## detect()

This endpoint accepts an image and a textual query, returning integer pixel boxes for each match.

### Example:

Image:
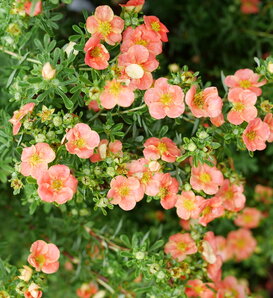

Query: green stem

[0,46,41,64]
[243,30,273,39]
[101,104,146,117]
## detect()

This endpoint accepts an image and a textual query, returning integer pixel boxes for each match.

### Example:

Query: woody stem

[0,46,41,64]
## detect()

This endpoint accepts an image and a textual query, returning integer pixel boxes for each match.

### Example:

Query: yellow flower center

[183,199,195,211]
[141,172,151,184]
[246,131,256,141]
[236,239,246,249]
[74,138,86,149]
[158,142,167,154]
[151,21,160,32]
[158,187,167,198]
[91,46,102,58]
[233,102,244,112]
[98,21,112,37]
[52,179,63,191]
[225,190,234,200]
[15,111,23,120]
[35,255,46,267]
[202,206,212,216]
[177,242,187,252]
[119,186,130,196]
[136,39,148,46]
[243,214,253,223]
[30,153,41,166]
[160,93,172,105]
[193,92,204,108]
[239,80,251,89]
[194,286,204,294]
[200,173,211,183]
[109,82,122,96]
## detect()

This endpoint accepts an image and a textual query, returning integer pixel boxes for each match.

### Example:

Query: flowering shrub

[1,0,273,297]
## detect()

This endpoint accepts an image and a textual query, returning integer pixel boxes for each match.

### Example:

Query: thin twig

[101,104,147,117]
[0,46,41,64]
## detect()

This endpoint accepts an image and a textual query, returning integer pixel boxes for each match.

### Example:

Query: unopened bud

[42,62,56,80]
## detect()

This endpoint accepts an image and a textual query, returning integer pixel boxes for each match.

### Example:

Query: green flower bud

[35,134,46,143]
[53,116,62,126]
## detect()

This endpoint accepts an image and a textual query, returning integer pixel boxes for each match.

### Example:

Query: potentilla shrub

[1,0,273,297]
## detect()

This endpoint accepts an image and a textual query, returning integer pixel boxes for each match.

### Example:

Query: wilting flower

[240,0,260,14]
[126,158,161,196]
[24,283,42,298]
[199,196,225,226]
[86,5,124,45]
[118,45,159,90]
[37,165,78,204]
[120,0,145,12]
[84,35,110,70]
[156,173,179,209]
[217,276,247,298]
[9,102,35,135]
[28,240,60,274]
[242,118,270,151]
[190,163,224,195]
[264,113,273,142]
[144,16,169,42]
[18,266,33,282]
[65,123,100,159]
[164,233,197,262]
[143,137,181,162]
[210,113,225,127]
[100,79,135,109]
[107,175,144,210]
[185,85,222,118]
[215,179,246,212]
[20,143,56,179]
[41,62,56,80]
[90,139,123,162]
[24,1,42,16]
[234,207,262,229]
[227,88,257,125]
[144,77,185,119]
[76,282,98,298]
[226,229,257,261]
[175,191,204,220]
[224,68,266,96]
[185,279,215,298]
[121,25,162,56]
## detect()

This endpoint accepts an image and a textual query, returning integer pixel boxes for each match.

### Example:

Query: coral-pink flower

[185,85,222,118]
[234,207,262,229]
[86,5,124,45]
[210,113,224,127]
[207,255,222,283]
[255,184,273,204]
[37,165,78,204]
[24,1,42,16]
[27,240,60,274]
[144,16,169,42]
[126,158,161,196]
[107,175,144,210]
[90,139,123,162]
[215,235,231,262]
[76,282,98,298]
[242,118,270,151]
[120,0,145,12]
[164,233,197,262]
[185,279,215,298]
[65,123,100,159]
[121,25,162,56]
[143,137,181,162]
[20,143,56,179]
[217,276,247,298]
[24,283,43,298]
[100,79,135,109]
[190,163,224,195]
[241,0,260,14]
[9,102,35,135]
[224,68,266,96]
[118,45,159,90]
[215,179,246,212]
[84,35,110,70]
[264,113,273,142]
[157,173,179,209]
[199,197,225,226]
[144,77,185,119]
[227,88,257,125]
[175,191,204,220]
[226,228,256,261]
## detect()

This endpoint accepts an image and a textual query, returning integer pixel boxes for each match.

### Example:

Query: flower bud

[53,115,62,126]
[267,62,273,73]
[64,41,79,56]
[188,142,197,152]
[168,63,179,73]
[149,263,160,274]
[42,62,56,80]
[135,251,145,260]
[35,134,46,143]
[63,113,73,124]
[156,271,165,279]
[125,64,144,79]
[18,265,32,282]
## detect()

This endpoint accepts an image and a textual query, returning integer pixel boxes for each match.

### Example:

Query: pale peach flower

[100,79,135,109]
[24,283,42,298]
[185,279,215,298]
[144,77,185,119]
[199,197,225,226]
[9,102,35,135]
[41,62,56,80]
[27,240,60,274]
[164,233,197,262]
[241,0,260,14]
[120,0,145,12]
[210,113,224,127]
[24,1,42,16]
[65,123,100,159]
[143,137,181,162]
[76,282,98,298]
[37,165,78,204]
[255,184,273,204]
[175,191,204,220]
[224,68,266,96]
[264,113,273,142]
[18,265,33,282]
[107,175,144,210]
[242,118,270,151]
[185,85,222,118]
[234,207,262,229]
[226,229,256,261]
[215,236,231,262]
[217,276,247,298]
[144,16,169,42]
[86,5,124,45]
[227,88,257,125]
[190,163,224,195]
[20,143,56,179]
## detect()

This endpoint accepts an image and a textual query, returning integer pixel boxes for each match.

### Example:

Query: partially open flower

[42,62,56,80]
[18,266,33,282]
